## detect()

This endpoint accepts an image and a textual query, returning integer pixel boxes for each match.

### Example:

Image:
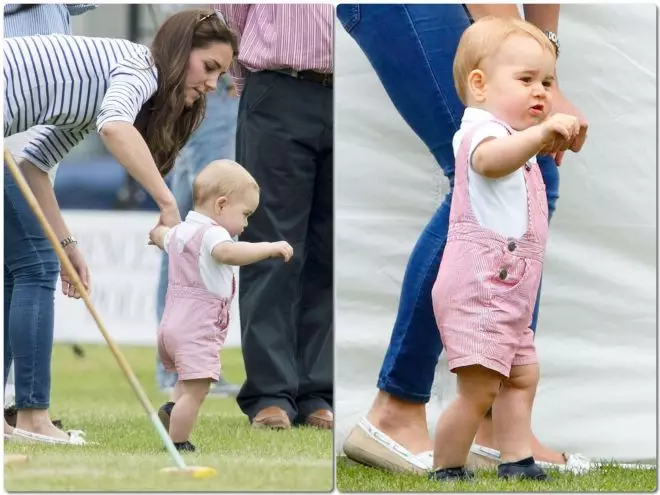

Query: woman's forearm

[99,121,175,210]
[19,160,71,242]
[465,4,522,21]
[464,4,560,32]
[465,4,561,79]
[523,4,560,33]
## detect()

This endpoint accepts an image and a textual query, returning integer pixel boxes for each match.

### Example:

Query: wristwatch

[545,30,560,57]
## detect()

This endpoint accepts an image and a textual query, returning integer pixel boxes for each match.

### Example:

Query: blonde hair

[192,160,259,207]
[453,16,556,105]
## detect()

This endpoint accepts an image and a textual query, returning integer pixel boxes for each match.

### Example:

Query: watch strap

[545,30,560,57]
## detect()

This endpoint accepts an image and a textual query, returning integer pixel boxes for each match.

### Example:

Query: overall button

[507,241,516,252]
[499,268,508,280]
[524,163,531,171]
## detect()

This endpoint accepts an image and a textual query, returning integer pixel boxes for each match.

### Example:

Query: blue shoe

[174,440,196,452]
[498,460,549,481]
[158,401,175,432]
[429,466,475,481]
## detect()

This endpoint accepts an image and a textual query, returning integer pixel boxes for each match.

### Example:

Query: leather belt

[274,69,333,87]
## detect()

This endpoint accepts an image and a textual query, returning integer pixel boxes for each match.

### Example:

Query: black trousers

[235,71,333,423]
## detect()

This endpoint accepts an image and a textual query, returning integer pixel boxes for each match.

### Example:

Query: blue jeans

[4,166,60,409]
[155,86,239,389]
[337,4,560,403]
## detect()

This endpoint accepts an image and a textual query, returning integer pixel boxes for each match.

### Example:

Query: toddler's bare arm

[472,114,580,178]
[471,127,545,179]
[212,241,293,266]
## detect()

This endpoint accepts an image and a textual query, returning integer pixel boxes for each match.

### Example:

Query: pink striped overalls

[431,119,549,378]
[157,224,235,382]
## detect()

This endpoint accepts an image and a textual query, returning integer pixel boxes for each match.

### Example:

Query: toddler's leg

[171,380,185,402]
[492,363,547,480]
[492,363,538,462]
[433,365,502,471]
[169,379,212,444]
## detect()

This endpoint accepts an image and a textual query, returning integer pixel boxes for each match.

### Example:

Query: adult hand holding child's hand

[540,113,582,159]
[148,225,169,249]
[540,87,589,165]
[148,227,158,246]
[150,202,181,244]
[159,201,182,228]
[150,202,180,245]
[271,241,294,262]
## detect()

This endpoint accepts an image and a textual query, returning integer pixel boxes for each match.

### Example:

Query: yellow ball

[191,466,217,479]
[160,466,217,478]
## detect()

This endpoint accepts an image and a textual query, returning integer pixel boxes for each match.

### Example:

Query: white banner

[54,210,242,348]
[335,3,657,462]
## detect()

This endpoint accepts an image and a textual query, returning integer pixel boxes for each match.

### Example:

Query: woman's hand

[541,113,581,145]
[61,244,90,299]
[148,225,171,250]
[158,202,181,228]
[150,202,180,246]
[543,85,589,165]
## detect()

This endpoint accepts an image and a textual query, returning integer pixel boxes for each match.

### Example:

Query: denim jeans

[4,165,60,409]
[337,4,560,403]
[155,86,239,389]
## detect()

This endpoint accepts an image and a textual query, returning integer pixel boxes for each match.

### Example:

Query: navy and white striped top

[3,34,159,172]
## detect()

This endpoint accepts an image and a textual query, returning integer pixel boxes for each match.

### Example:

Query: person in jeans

[336,3,589,474]
[155,79,242,397]
[3,1,96,433]
[4,8,236,445]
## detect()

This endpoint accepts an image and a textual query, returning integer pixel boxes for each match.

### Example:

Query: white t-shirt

[452,107,532,239]
[163,211,235,298]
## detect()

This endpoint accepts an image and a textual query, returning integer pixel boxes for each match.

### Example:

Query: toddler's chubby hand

[270,241,294,262]
[148,227,158,246]
[541,113,581,146]
[148,225,169,247]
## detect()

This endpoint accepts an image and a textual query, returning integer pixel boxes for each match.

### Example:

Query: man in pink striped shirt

[213,4,333,431]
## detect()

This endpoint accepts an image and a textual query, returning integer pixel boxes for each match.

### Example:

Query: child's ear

[215,196,229,213]
[468,69,487,102]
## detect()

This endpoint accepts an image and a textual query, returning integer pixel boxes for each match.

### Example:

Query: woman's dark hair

[134,9,238,177]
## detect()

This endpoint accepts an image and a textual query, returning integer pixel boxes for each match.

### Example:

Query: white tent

[335,3,657,462]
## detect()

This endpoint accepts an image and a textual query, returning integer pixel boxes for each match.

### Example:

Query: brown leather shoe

[251,406,291,429]
[306,409,333,429]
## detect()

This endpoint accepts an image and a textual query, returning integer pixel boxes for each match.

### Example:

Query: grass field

[4,344,333,492]
[336,456,657,492]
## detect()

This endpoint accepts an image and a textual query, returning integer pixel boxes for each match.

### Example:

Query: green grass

[336,456,657,492]
[4,344,333,492]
